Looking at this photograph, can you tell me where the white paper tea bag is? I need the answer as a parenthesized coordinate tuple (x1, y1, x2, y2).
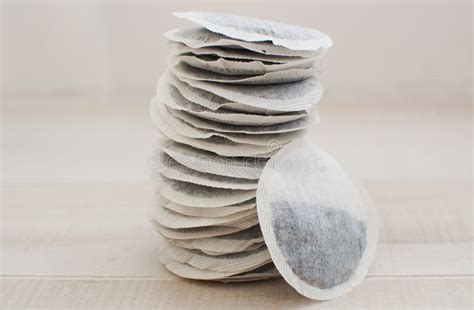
(156, 101, 306, 146)
(256, 139, 378, 300)
(174, 54, 322, 76)
(165, 245, 272, 274)
(170, 225, 264, 255)
(151, 195, 257, 229)
(167, 105, 318, 135)
(161, 141, 266, 180)
(156, 74, 307, 124)
(172, 62, 315, 84)
(165, 26, 322, 58)
(218, 264, 281, 282)
(164, 198, 256, 218)
(158, 176, 256, 208)
(152, 220, 259, 240)
(173, 12, 332, 51)
(167, 70, 290, 115)
(154, 115, 276, 158)
(171, 240, 264, 256)
(204, 243, 264, 256)
(161, 254, 279, 282)
(153, 150, 258, 190)
(151, 101, 278, 157)
(178, 74, 323, 113)
(169, 41, 315, 65)
(173, 12, 332, 52)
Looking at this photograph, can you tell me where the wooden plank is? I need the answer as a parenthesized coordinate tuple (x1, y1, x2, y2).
(371, 242, 472, 276)
(1, 183, 167, 278)
(2, 182, 472, 277)
(2, 181, 472, 308)
(1, 277, 472, 309)
(3, 237, 472, 278)
(366, 179, 473, 242)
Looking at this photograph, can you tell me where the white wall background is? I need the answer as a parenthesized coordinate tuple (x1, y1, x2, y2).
(2, 0, 472, 104)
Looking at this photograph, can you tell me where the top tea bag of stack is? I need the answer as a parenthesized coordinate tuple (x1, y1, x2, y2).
(151, 12, 332, 283)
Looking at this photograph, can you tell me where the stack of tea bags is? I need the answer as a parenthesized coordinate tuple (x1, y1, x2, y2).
(149, 12, 332, 282)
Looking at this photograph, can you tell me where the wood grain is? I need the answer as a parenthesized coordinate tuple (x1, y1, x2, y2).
(1, 181, 472, 308)
(2, 277, 472, 309)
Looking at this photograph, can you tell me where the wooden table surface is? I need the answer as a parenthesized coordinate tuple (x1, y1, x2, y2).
(1, 94, 472, 309)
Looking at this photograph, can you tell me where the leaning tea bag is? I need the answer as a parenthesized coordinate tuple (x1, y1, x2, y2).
(256, 139, 378, 300)
(173, 12, 332, 52)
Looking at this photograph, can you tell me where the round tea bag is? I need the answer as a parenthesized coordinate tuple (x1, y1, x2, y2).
(171, 62, 316, 85)
(173, 12, 333, 52)
(175, 54, 321, 76)
(256, 139, 378, 300)
(170, 225, 264, 255)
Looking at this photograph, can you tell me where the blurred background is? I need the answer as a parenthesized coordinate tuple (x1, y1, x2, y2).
(2, 0, 472, 183)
